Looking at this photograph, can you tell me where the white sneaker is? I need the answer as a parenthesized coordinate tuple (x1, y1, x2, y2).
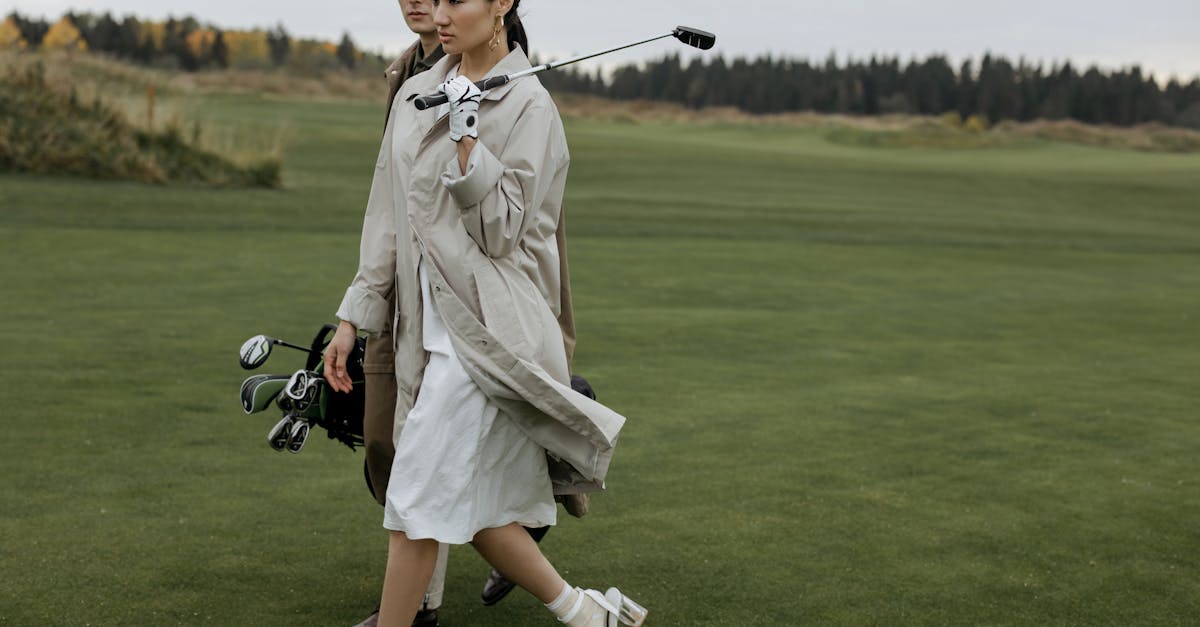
(559, 587, 647, 627)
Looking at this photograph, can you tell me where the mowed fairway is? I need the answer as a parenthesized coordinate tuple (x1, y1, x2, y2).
(2, 92, 1198, 625)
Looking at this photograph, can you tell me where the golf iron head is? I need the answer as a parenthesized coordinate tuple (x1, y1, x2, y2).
(267, 415, 294, 452)
(282, 369, 323, 413)
(286, 420, 310, 454)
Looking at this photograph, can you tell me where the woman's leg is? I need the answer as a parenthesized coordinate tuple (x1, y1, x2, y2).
(378, 531, 440, 626)
(471, 523, 565, 603)
(474, 523, 650, 626)
(472, 524, 647, 626)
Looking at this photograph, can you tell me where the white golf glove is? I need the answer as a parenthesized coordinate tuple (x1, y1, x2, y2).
(442, 76, 483, 142)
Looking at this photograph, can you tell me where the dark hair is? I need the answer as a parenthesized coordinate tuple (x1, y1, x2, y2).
(504, 0, 528, 53)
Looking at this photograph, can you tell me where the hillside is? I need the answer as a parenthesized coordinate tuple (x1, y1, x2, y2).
(0, 53, 282, 186)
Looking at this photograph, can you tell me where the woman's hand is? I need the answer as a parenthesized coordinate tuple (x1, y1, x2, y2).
(443, 76, 482, 142)
(323, 320, 358, 394)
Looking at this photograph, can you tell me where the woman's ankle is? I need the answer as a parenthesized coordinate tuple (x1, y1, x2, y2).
(545, 582, 580, 620)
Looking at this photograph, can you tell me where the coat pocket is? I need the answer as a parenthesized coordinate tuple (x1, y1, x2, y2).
(471, 262, 544, 362)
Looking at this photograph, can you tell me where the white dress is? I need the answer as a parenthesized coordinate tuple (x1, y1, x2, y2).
(382, 258, 557, 543)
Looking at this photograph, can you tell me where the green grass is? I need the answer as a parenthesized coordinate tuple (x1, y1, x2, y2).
(2, 93, 1199, 625)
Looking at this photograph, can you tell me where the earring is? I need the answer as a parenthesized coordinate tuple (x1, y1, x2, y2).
(490, 14, 503, 50)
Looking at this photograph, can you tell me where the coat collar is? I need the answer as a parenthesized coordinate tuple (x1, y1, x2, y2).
(477, 45, 534, 103)
(385, 41, 420, 83)
(408, 47, 535, 139)
(414, 45, 533, 102)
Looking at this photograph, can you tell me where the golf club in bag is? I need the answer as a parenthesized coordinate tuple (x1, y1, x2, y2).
(413, 25, 717, 110)
(237, 324, 367, 453)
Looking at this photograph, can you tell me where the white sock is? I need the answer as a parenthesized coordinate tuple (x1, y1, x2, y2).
(545, 581, 580, 619)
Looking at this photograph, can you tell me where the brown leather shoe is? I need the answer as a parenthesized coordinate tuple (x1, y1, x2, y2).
(413, 609, 439, 627)
(557, 492, 590, 518)
(481, 568, 517, 606)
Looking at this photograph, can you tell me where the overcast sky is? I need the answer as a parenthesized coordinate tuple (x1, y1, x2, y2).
(10, 0, 1200, 81)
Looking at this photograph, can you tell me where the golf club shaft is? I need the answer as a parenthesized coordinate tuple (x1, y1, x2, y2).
(414, 31, 677, 111)
(273, 339, 315, 354)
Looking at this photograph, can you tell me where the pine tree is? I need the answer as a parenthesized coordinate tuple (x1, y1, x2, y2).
(337, 32, 357, 70)
(211, 30, 229, 69)
(267, 23, 290, 67)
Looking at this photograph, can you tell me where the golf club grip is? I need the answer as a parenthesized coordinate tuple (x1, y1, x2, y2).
(413, 75, 511, 110)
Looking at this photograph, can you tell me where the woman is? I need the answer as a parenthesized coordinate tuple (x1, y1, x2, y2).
(323, 1, 644, 625)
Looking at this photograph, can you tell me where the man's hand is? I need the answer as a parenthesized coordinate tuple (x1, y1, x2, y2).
(323, 320, 358, 393)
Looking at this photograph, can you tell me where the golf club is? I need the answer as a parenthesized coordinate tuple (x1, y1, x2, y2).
(284, 369, 324, 409)
(267, 415, 294, 451)
(413, 25, 717, 110)
(239, 334, 318, 370)
(286, 420, 310, 454)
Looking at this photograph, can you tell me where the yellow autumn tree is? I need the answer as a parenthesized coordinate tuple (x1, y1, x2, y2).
(0, 16, 27, 50)
(222, 29, 270, 68)
(288, 38, 341, 70)
(140, 21, 165, 51)
(42, 17, 88, 52)
(186, 28, 215, 59)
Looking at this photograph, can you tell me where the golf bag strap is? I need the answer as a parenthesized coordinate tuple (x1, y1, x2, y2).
(307, 323, 338, 371)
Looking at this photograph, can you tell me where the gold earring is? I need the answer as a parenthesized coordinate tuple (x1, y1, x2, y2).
(490, 15, 503, 50)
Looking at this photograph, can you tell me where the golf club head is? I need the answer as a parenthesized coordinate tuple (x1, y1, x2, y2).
(274, 388, 323, 420)
(240, 374, 291, 414)
(673, 26, 716, 50)
(286, 420, 310, 454)
(283, 369, 324, 412)
(267, 416, 294, 451)
(284, 370, 314, 400)
(239, 335, 273, 370)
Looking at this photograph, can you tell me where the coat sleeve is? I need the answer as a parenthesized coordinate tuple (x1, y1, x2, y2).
(335, 134, 398, 336)
(440, 103, 568, 259)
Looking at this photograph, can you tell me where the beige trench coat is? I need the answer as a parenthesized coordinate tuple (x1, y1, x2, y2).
(336, 48, 625, 493)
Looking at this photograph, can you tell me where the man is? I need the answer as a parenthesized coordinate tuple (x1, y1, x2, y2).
(355, 10, 445, 627)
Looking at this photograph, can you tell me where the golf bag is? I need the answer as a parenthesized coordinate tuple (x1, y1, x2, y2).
(238, 324, 366, 453)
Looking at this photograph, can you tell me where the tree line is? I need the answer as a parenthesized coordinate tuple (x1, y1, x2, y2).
(538, 53, 1200, 129)
(7, 11, 1199, 129)
(1, 11, 382, 73)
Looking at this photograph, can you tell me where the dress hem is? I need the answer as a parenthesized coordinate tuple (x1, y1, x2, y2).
(382, 514, 558, 545)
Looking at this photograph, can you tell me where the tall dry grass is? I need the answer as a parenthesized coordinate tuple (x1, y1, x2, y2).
(8, 51, 294, 166)
(0, 53, 282, 187)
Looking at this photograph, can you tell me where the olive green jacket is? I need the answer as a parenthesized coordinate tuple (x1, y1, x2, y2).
(337, 47, 623, 493)
(383, 41, 446, 128)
